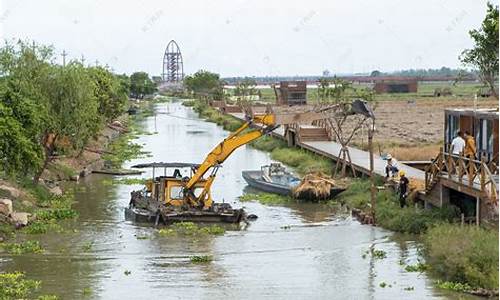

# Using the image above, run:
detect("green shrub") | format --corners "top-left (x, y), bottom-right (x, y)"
top-left (371, 249), bottom-right (387, 259)
top-left (270, 148), bottom-right (333, 175)
top-left (182, 100), bottom-right (195, 107)
top-left (19, 178), bottom-right (52, 204)
top-left (436, 280), bottom-right (472, 293)
top-left (336, 179), bottom-right (372, 209)
top-left (271, 148), bottom-right (306, 167)
top-left (338, 179), bottom-right (458, 234)
top-left (38, 295), bottom-right (59, 300)
top-left (36, 208), bottom-right (78, 221)
top-left (158, 222), bottom-right (226, 236)
top-left (47, 162), bottom-right (77, 178)
top-left (424, 224), bottom-right (499, 290)
top-left (24, 220), bottom-right (62, 234)
top-left (250, 135), bottom-right (286, 152)
top-left (0, 272), bottom-right (41, 299)
top-left (405, 263), bottom-right (428, 272)
top-left (2, 240), bottom-right (44, 255)
top-left (113, 178), bottom-right (147, 185)
top-left (199, 225), bottom-right (225, 235)
top-left (375, 195), bottom-right (458, 234)
top-left (102, 129), bottom-right (149, 169)
top-left (190, 255), bottom-right (212, 263)
top-left (239, 193), bottom-right (292, 205)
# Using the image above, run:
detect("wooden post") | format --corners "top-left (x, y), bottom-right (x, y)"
top-left (458, 153), bottom-right (464, 180)
top-left (468, 156), bottom-right (474, 187)
top-left (476, 197), bottom-right (480, 226)
top-left (425, 168), bottom-right (428, 190)
top-left (341, 148), bottom-right (347, 177)
top-left (368, 119), bottom-right (376, 223)
top-left (447, 147), bottom-right (453, 178)
top-left (480, 156), bottom-right (486, 191)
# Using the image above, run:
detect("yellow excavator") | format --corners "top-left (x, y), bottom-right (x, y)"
top-left (125, 100), bottom-right (374, 224)
top-left (126, 111), bottom-right (278, 224)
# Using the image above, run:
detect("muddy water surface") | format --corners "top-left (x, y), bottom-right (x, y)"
top-left (1, 101), bottom-right (462, 299)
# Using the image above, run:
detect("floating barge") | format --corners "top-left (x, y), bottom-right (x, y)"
top-left (125, 162), bottom-right (247, 225)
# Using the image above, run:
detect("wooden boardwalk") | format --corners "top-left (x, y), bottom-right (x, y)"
top-left (229, 113), bottom-right (425, 180)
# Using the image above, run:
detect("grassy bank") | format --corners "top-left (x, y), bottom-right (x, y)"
top-left (338, 179), bottom-right (498, 294)
top-left (424, 224), bottom-right (499, 292)
top-left (192, 101), bottom-right (243, 132)
top-left (336, 179), bottom-right (458, 234)
top-left (252, 136), bottom-right (334, 175)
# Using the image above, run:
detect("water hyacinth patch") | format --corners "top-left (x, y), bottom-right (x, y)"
top-left (190, 255), bottom-right (213, 264)
top-left (1, 240), bottom-right (44, 255)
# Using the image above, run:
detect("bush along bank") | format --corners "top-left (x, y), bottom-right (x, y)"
top-left (0, 104), bottom-right (153, 239)
top-left (424, 224), bottom-right (499, 296)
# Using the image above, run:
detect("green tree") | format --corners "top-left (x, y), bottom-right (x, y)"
top-left (130, 72), bottom-right (156, 99)
top-left (460, 2), bottom-right (499, 99)
top-left (0, 41), bottom-right (53, 176)
top-left (88, 66), bottom-right (128, 121)
top-left (0, 41), bottom-right (128, 182)
top-left (116, 73), bottom-right (131, 97)
top-left (183, 70), bottom-right (223, 100)
top-left (33, 62), bottom-right (100, 182)
top-left (234, 78), bottom-right (257, 98)
top-left (317, 78), bottom-right (331, 102)
top-left (0, 103), bottom-right (42, 176)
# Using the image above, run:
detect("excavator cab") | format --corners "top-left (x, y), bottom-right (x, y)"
top-left (130, 162), bottom-right (212, 208)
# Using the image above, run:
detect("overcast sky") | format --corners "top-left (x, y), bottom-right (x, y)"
top-left (1, 0), bottom-right (496, 77)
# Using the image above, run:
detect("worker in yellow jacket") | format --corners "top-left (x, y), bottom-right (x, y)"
top-left (464, 131), bottom-right (476, 159)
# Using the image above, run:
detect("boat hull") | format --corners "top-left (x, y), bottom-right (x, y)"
top-left (125, 202), bottom-right (246, 225)
top-left (242, 170), bottom-right (291, 196)
top-left (242, 170), bottom-right (345, 200)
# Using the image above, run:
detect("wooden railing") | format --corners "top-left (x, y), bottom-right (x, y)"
top-left (311, 119), bottom-right (335, 141)
top-left (425, 148), bottom-right (499, 207)
top-left (287, 123), bottom-right (301, 141)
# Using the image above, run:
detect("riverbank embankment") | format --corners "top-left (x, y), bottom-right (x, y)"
top-left (185, 98), bottom-right (499, 297)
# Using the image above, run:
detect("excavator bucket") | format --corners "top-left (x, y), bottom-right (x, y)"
top-left (351, 99), bottom-right (375, 119)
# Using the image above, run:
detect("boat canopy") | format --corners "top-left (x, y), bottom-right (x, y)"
top-left (131, 162), bottom-right (200, 169)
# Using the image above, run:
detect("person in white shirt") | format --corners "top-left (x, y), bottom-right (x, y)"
top-left (450, 131), bottom-right (465, 155)
top-left (385, 154), bottom-right (399, 178)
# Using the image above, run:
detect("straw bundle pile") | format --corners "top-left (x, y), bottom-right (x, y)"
top-left (292, 172), bottom-right (337, 200)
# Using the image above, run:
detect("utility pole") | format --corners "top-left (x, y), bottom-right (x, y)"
top-left (368, 118), bottom-right (376, 223)
top-left (61, 50), bottom-right (68, 67)
top-left (80, 54), bottom-right (85, 65)
top-left (95, 59), bottom-right (99, 67)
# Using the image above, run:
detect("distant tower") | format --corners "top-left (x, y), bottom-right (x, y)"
top-left (162, 40), bottom-right (184, 82)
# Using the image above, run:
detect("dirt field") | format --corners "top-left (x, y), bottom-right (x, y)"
top-left (348, 98), bottom-right (498, 160)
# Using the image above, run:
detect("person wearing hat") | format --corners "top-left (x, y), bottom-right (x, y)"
top-left (385, 154), bottom-right (399, 178)
top-left (398, 170), bottom-right (409, 208)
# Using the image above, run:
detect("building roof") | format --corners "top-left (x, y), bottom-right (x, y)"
top-left (445, 108), bottom-right (499, 118)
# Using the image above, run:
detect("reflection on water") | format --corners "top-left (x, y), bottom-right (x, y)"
top-left (1, 101), bottom-right (460, 299)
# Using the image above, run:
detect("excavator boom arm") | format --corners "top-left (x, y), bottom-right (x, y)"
top-left (185, 117), bottom-right (275, 191)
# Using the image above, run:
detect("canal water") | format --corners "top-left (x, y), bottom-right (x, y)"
top-left (1, 101), bottom-right (464, 299)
